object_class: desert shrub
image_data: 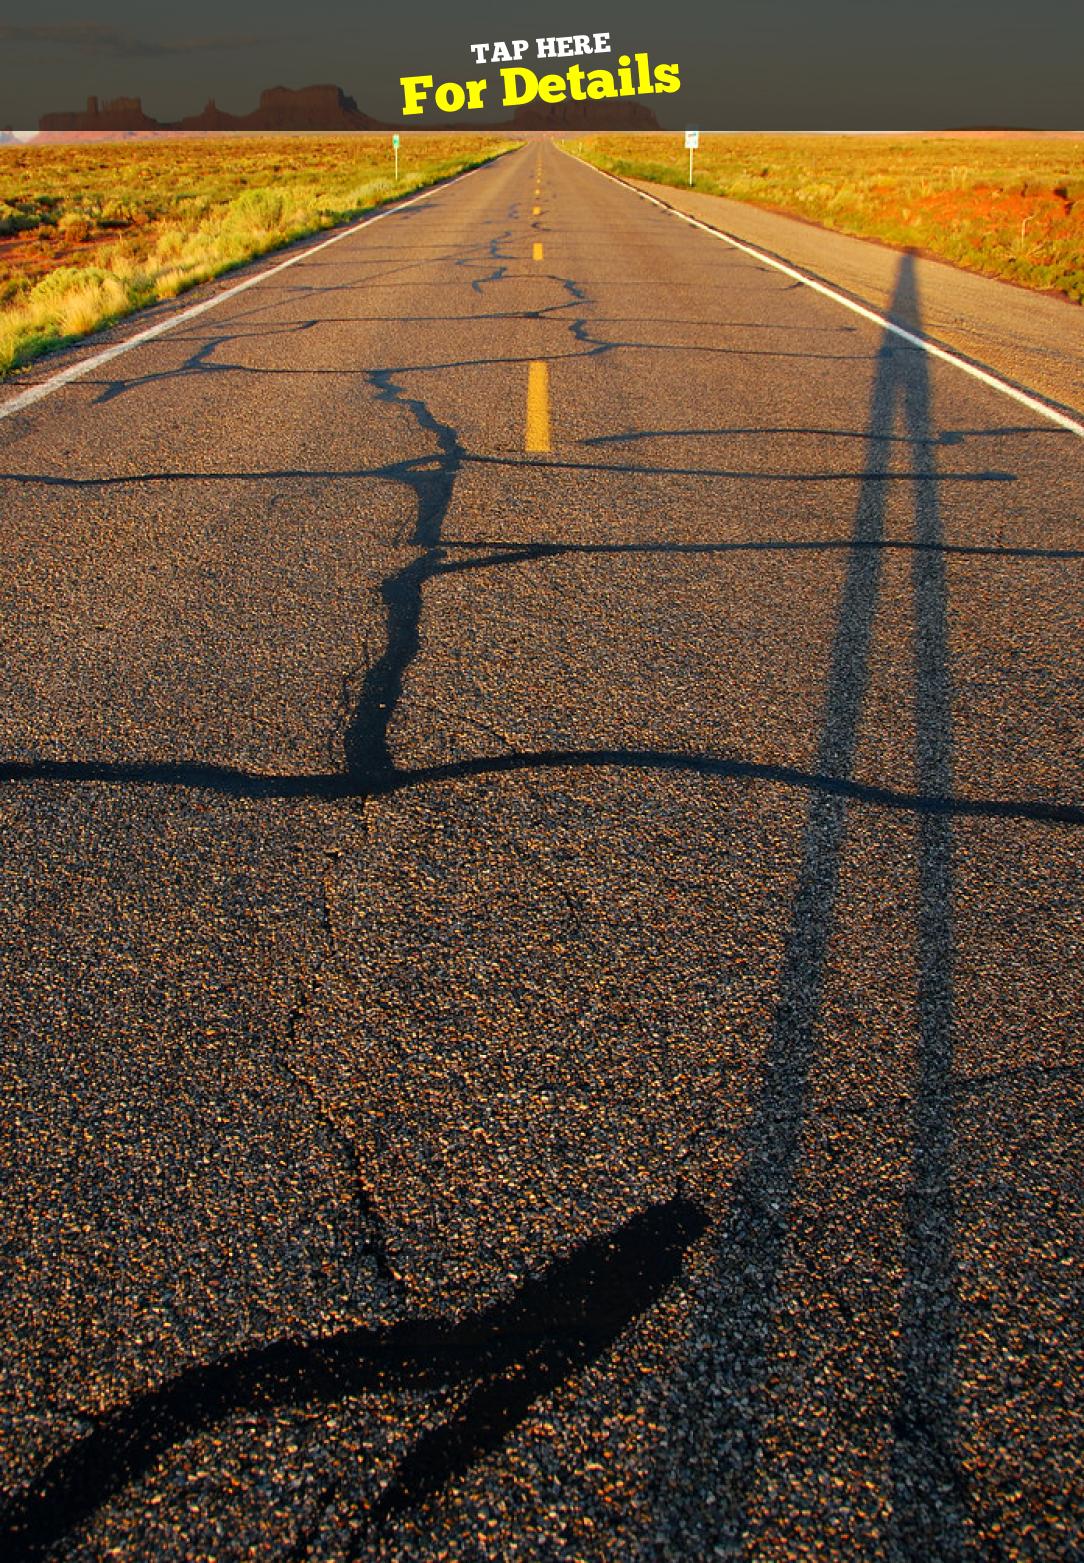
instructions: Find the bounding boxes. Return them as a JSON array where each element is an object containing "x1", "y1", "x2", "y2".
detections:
[
  {"x1": 154, "y1": 269, "x2": 190, "y2": 300},
  {"x1": 57, "y1": 212, "x2": 93, "y2": 243},
  {"x1": 0, "y1": 202, "x2": 36, "y2": 235},
  {"x1": 99, "y1": 200, "x2": 136, "y2": 228},
  {"x1": 29, "y1": 265, "x2": 113, "y2": 300},
  {"x1": 225, "y1": 187, "x2": 290, "y2": 233},
  {"x1": 152, "y1": 227, "x2": 186, "y2": 262},
  {"x1": 0, "y1": 135, "x2": 517, "y2": 371},
  {"x1": 52, "y1": 274, "x2": 127, "y2": 334},
  {"x1": 0, "y1": 197, "x2": 59, "y2": 234}
]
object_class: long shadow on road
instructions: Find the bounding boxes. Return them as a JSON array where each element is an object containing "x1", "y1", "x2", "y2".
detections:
[
  {"x1": 0, "y1": 1198, "x2": 707, "y2": 1561},
  {"x1": 649, "y1": 251, "x2": 967, "y2": 1558}
]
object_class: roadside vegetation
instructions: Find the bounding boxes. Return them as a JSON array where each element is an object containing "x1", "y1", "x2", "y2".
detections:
[
  {"x1": 567, "y1": 134, "x2": 1084, "y2": 303},
  {"x1": 0, "y1": 134, "x2": 517, "y2": 374}
]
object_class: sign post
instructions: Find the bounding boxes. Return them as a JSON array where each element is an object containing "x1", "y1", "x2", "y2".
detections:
[
  {"x1": 393, "y1": 132, "x2": 400, "y2": 181},
  {"x1": 684, "y1": 128, "x2": 699, "y2": 186}
]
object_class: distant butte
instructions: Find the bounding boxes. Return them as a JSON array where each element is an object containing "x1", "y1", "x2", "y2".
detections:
[
  {"x1": 35, "y1": 83, "x2": 660, "y2": 137},
  {"x1": 38, "y1": 86, "x2": 383, "y2": 134}
]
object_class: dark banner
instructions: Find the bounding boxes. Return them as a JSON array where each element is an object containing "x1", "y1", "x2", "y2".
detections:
[{"x1": 1, "y1": 0, "x2": 1082, "y2": 134}]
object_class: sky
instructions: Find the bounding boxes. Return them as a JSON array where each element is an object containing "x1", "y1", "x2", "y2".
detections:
[{"x1": 1, "y1": 1, "x2": 1082, "y2": 130}]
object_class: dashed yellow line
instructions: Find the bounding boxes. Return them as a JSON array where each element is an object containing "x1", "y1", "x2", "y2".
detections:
[
  {"x1": 525, "y1": 361, "x2": 551, "y2": 453},
  {"x1": 532, "y1": 204, "x2": 541, "y2": 216},
  {"x1": 532, "y1": 241, "x2": 544, "y2": 261}
]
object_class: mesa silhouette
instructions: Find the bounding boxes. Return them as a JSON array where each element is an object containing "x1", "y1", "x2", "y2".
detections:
[{"x1": 37, "y1": 84, "x2": 660, "y2": 137}]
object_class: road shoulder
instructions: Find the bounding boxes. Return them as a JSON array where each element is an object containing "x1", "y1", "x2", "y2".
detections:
[{"x1": 594, "y1": 169, "x2": 1084, "y2": 421}]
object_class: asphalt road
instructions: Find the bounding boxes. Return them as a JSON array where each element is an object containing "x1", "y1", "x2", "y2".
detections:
[
  {"x1": 0, "y1": 141, "x2": 1081, "y2": 1561},
  {"x1": 618, "y1": 171, "x2": 1084, "y2": 421}
]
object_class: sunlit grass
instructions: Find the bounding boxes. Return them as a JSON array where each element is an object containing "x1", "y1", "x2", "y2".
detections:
[
  {"x1": 0, "y1": 134, "x2": 518, "y2": 374},
  {"x1": 566, "y1": 134, "x2": 1084, "y2": 303}
]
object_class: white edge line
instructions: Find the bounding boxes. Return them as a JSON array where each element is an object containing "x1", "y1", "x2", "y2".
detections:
[
  {"x1": 565, "y1": 149, "x2": 1084, "y2": 440},
  {"x1": 0, "y1": 155, "x2": 505, "y2": 423}
]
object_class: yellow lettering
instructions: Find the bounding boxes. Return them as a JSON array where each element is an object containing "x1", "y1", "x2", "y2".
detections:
[
  {"x1": 500, "y1": 67, "x2": 539, "y2": 106},
  {"x1": 538, "y1": 72, "x2": 568, "y2": 104},
  {"x1": 400, "y1": 75, "x2": 433, "y2": 116}
]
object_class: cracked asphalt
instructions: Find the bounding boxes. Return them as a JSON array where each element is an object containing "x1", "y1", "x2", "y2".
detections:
[{"x1": 0, "y1": 141, "x2": 1081, "y2": 1560}]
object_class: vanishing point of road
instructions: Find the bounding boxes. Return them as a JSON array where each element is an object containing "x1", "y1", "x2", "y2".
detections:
[{"x1": 1, "y1": 142, "x2": 1081, "y2": 1560}]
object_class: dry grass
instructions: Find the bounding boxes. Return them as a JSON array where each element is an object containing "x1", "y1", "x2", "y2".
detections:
[
  {"x1": 566, "y1": 134, "x2": 1084, "y2": 302},
  {"x1": 0, "y1": 134, "x2": 518, "y2": 374}
]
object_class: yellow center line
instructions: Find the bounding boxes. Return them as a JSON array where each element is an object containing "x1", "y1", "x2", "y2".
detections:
[
  {"x1": 532, "y1": 204, "x2": 541, "y2": 216},
  {"x1": 525, "y1": 361, "x2": 551, "y2": 453},
  {"x1": 532, "y1": 241, "x2": 544, "y2": 261}
]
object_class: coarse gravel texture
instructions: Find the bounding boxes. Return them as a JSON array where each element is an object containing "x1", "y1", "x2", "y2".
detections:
[{"x1": 0, "y1": 142, "x2": 1081, "y2": 1561}]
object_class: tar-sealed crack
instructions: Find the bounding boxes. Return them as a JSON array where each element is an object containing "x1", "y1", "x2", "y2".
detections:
[{"x1": 0, "y1": 1200, "x2": 708, "y2": 1561}]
